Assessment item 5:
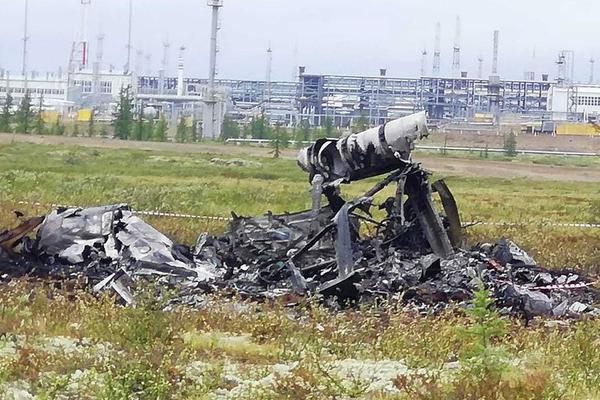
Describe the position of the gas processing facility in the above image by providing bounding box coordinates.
[2,0,600,138]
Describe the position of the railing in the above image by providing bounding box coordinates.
[225,138,600,157]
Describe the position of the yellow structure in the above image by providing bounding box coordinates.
[555,123,598,137]
[472,113,494,123]
[41,111,59,124]
[77,109,93,122]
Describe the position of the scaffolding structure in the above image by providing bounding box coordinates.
[137,72,552,126]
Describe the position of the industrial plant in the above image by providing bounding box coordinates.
[1,0,599,138]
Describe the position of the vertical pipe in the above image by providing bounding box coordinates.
[432,22,441,76]
[266,47,272,105]
[492,30,499,75]
[452,16,461,77]
[177,46,184,97]
[81,0,91,68]
[204,1,223,139]
[207,4,219,96]
[22,0,29,89]
[126,0,133,73]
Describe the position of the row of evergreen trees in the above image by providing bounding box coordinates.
[0,84,372,143]
[0,91,106,136]
[0,91,43,134]
[112,85,193,143]
[221,113,371,144]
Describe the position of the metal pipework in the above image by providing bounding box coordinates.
[297,111,429,183]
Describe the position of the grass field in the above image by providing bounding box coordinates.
[1,141,600,399]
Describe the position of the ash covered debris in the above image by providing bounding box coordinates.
[1,112,598,317]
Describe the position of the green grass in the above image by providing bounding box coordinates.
[415,148,600,168]
[2,141,600,271]
[1,142,600,398]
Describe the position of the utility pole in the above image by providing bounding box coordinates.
[93,33,104,94]
[177,46,185,96]
[135,49,143,75]
[125,0,133,73]
[451,16,461,77]
[80,0,91,69]
[265,46,272,105]
[203,0,224,139]
[159,38,171,95]
[145,52,152,75]
[292,40,298,81]
[161,39,171,75]
[432,22,441,76]
[22,0,29,89]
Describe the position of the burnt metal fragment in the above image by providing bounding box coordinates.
[1,112,598,318]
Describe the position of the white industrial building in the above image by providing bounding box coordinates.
[0,70,134,114]
[547,84,600,121]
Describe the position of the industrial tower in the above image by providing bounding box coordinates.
[177,46,185,97]
[159,39,171,95]
[432,22,441,76]
[420,48,427,76]
[265,47,272,105]
[590,58,595,84]
[203,0,224,139]
[492,30,499,75]
[161,39,171,76]
[22,0,29,88]
[477,54,483,79]
[125,0,133,73]
[557,50,575,85]
[77,0,91,70]
[92,33,104,94]
[451,17,461,77]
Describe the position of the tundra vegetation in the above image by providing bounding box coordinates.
[0,142,599,399]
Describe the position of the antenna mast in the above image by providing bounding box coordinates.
[432,22,441,76]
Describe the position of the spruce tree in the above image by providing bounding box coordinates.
[143,116,155,141]
[250,113,270,139]
[55,119,66,136]
[503,132,518,157]
[323,116,335,137]
[34,95,45,135]
[132,109,144,141]
[0,92,13,133]
[113,85,134,139]
[87,109,95,137]
[15,91,33,134]
[99,124,108,137]
[154,115,168,142]
[298,119,312,142]
[175,117,189,143]
[351,115,369,133]
[222,116,240,141]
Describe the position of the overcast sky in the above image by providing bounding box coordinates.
[0,0,597,82]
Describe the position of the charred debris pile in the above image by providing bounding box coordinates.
[1,112,598,318]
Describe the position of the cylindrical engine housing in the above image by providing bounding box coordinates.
[298,111,428,183]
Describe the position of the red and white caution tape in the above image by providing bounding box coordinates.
[463,221,600,229]
[10,201,600,229]
[14,201,232,222]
